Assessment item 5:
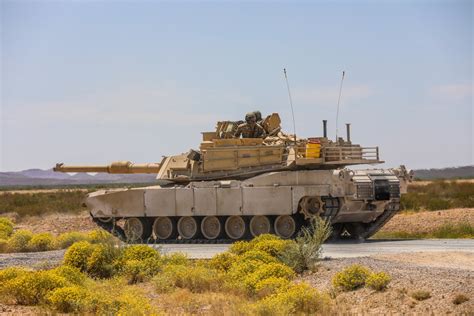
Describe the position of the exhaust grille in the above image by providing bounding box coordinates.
[356,183,373,199]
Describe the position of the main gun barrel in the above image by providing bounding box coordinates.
[54,161,161,174]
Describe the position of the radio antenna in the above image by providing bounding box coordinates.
[283,68,297,146]
[335,70,345,141]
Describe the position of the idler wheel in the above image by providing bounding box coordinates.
[201,216,222,240]
[153,217,175,240]
[274,215,296,239]
[177,216,198,239]
[124,217,151,242]
[97,217,113,223]
[249,215,271,237]
[225,216,246,240]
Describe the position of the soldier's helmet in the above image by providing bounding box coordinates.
[245,112,257,123]
[253,111,262,122]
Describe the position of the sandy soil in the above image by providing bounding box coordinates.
[379,208,474,234]
[14,211,96,235]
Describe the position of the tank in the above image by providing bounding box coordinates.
[54,112,413,242]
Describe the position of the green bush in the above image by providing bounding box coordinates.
[279,218,332,273]
[332,264,371,291]
[0,191,86,218]
[401,181,474,211]
[6,229,33,252]
[366,272,391,291]
[410,290,431,301]
[46,286,89,313]
[27,233,54,252]
[63,241,95,272]
[55,232,88,249]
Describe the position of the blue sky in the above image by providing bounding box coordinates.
[1,0,472,171]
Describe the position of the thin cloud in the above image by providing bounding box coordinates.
[430,83,473,101]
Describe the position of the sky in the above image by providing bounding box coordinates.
[1,0,472,172]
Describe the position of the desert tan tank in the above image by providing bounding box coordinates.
[54,112,413,242]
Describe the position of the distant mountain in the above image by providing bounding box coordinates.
[414,165,474,180]
[0,168,156,187]
[1,165,473,187]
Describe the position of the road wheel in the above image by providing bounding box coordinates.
[225,216,246,240]
[201,216,222,240]
[153,217,176,240]
[124,217,152,242]
[249,215,271,237]
[274,215,296,239]
[177,216,198,239]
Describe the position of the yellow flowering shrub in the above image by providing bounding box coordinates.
[55,231,88,249]
[27,233,54,252]
[162,252,189,266]
[229,234,292,258]
[239,250,278,264]
[332,264,371,291]
[0,218,14,239]
[254,277,290,298]
[87,229,115,244]
[63,241,95,272]
[155,264,223,293]
[6,229,33,252]
[85,278,152,315]
[0,239,7,253]
[86,243,119,278]
[46,285,89,313]
[366,271,391,291]
[3,270,67,305]
[209,252,236,272]
[51,266,86,285]
[229,240,252,255]
[252,282,330,315]
[121,244,161,261]
[122,257,162,284]
[243,262,295,293]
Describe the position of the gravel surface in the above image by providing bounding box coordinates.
[301,252,474,315]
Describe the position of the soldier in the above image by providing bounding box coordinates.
[234,112,266,138]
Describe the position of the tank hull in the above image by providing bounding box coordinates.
[86,168,408,242]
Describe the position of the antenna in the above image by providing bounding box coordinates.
[283,68,297,146]
[335,70,346,140]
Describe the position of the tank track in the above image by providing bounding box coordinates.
[92,214,306,244]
